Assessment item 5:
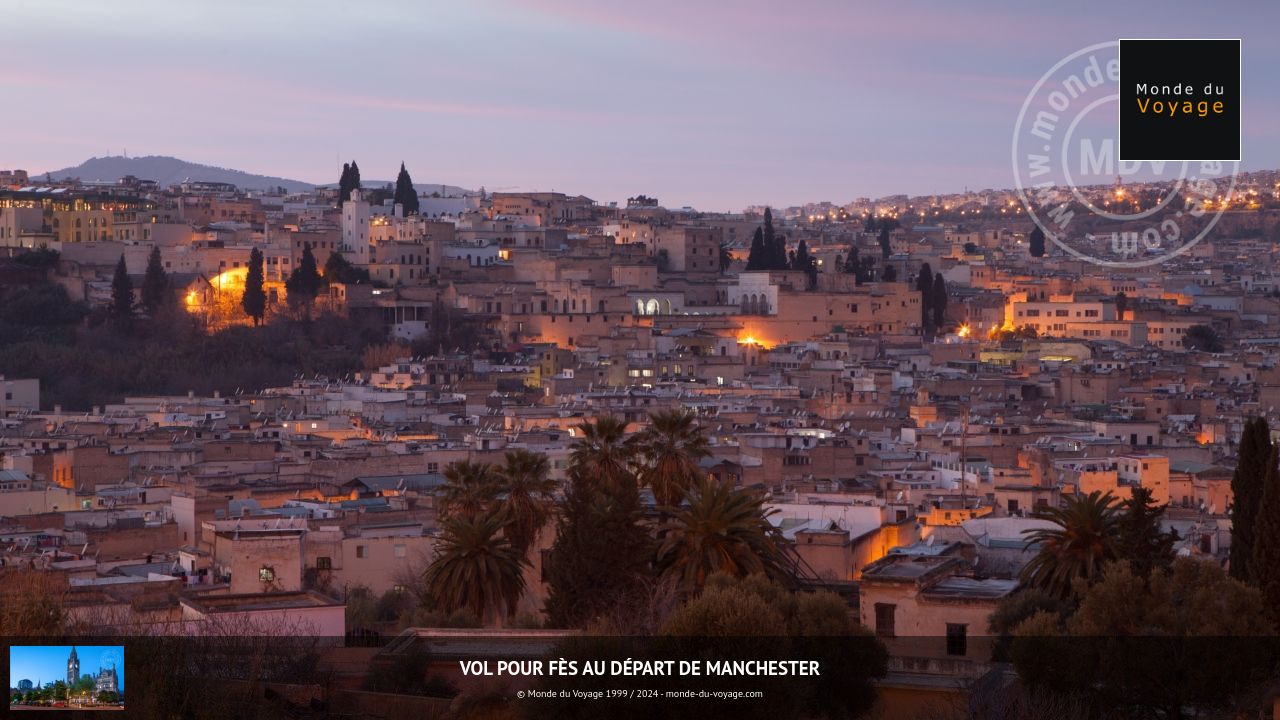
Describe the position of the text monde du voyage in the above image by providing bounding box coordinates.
[1134,82,1228,118]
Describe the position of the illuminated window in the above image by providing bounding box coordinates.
[259,566,275,582]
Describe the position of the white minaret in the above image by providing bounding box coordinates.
[341,188,372,265]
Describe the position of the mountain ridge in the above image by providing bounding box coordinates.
[41,156,471,196]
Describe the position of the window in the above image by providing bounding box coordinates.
[946,623,968,656]
[316,556,331,570]
[356,545,366,559]
[874,603,896,638]
[259,566,275,583]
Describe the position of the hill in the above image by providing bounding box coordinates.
[43,155,315,192]
[43,156,473,196]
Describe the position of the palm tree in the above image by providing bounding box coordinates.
[425,510,528,622]
[656,478,789,593]
[636,409,710,507]
[568,416,637,496]
[438,460,499,519]
[1020,490,1121,599]
[495,448,557,554]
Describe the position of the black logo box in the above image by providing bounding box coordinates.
[1119,39,1241,162]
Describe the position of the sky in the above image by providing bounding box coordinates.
[2,0,1277,210]
[9,645,125,693]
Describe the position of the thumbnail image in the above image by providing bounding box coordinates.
[9,645,124,710]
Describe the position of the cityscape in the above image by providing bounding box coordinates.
[3,2,1280,720]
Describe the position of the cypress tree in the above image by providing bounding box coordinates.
[338,162,352,203]
[878,225,891,259]
[931,274,948,327]
[1116,486,1177,578]
[774,235,790,270]
[844,247,859,274]
[349,160,361,195]
[746,227,765,271]
[242,247,266,326]
[393,162,420,215]
[109,254,133,321]
[141,245,169,314]
[543,475,653,628]
[1231,416,1272,582]
[1029,225,1046,257]
[285,242,323,306]
[917,263,934,330]
[791,239,810,271]
[763,208,784,270]
[1254,443,1280,618]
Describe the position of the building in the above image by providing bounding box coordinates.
[94,665,119,695]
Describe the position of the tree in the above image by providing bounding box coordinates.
[323,250,372,285]
[762,207,786,270]
[241,247,266,326]
[567,416,637,496]
[1020,491,1120,599]
[963,241,978,254]
[1183,324,1224,352]
[284,242,322,306]
[881,263,897,282]
[718,243,732,273]
[338,160,362,203]
[12,245,59,269]
[656,574,888,720]
[790,239,817,288]
[916,263,934,330]
[1011,560,1275,719]
[424,510,528,622]
[1029,225,1046,257]
[141,246,169,314]
[1114,486,1177,578]
[393,162,420,215]
[109,254,133,322]
[544,470,653,628]
[745,227,766,271]
[931,273,948,328]
[1114,291,1128,318]
[1231,416,1271,582]
[634,409,709,508]
[438,460,499,520]
[878,225,891,259]
[656,478,790,594]
[495,449,557,555]
[1252,443,1280,617]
